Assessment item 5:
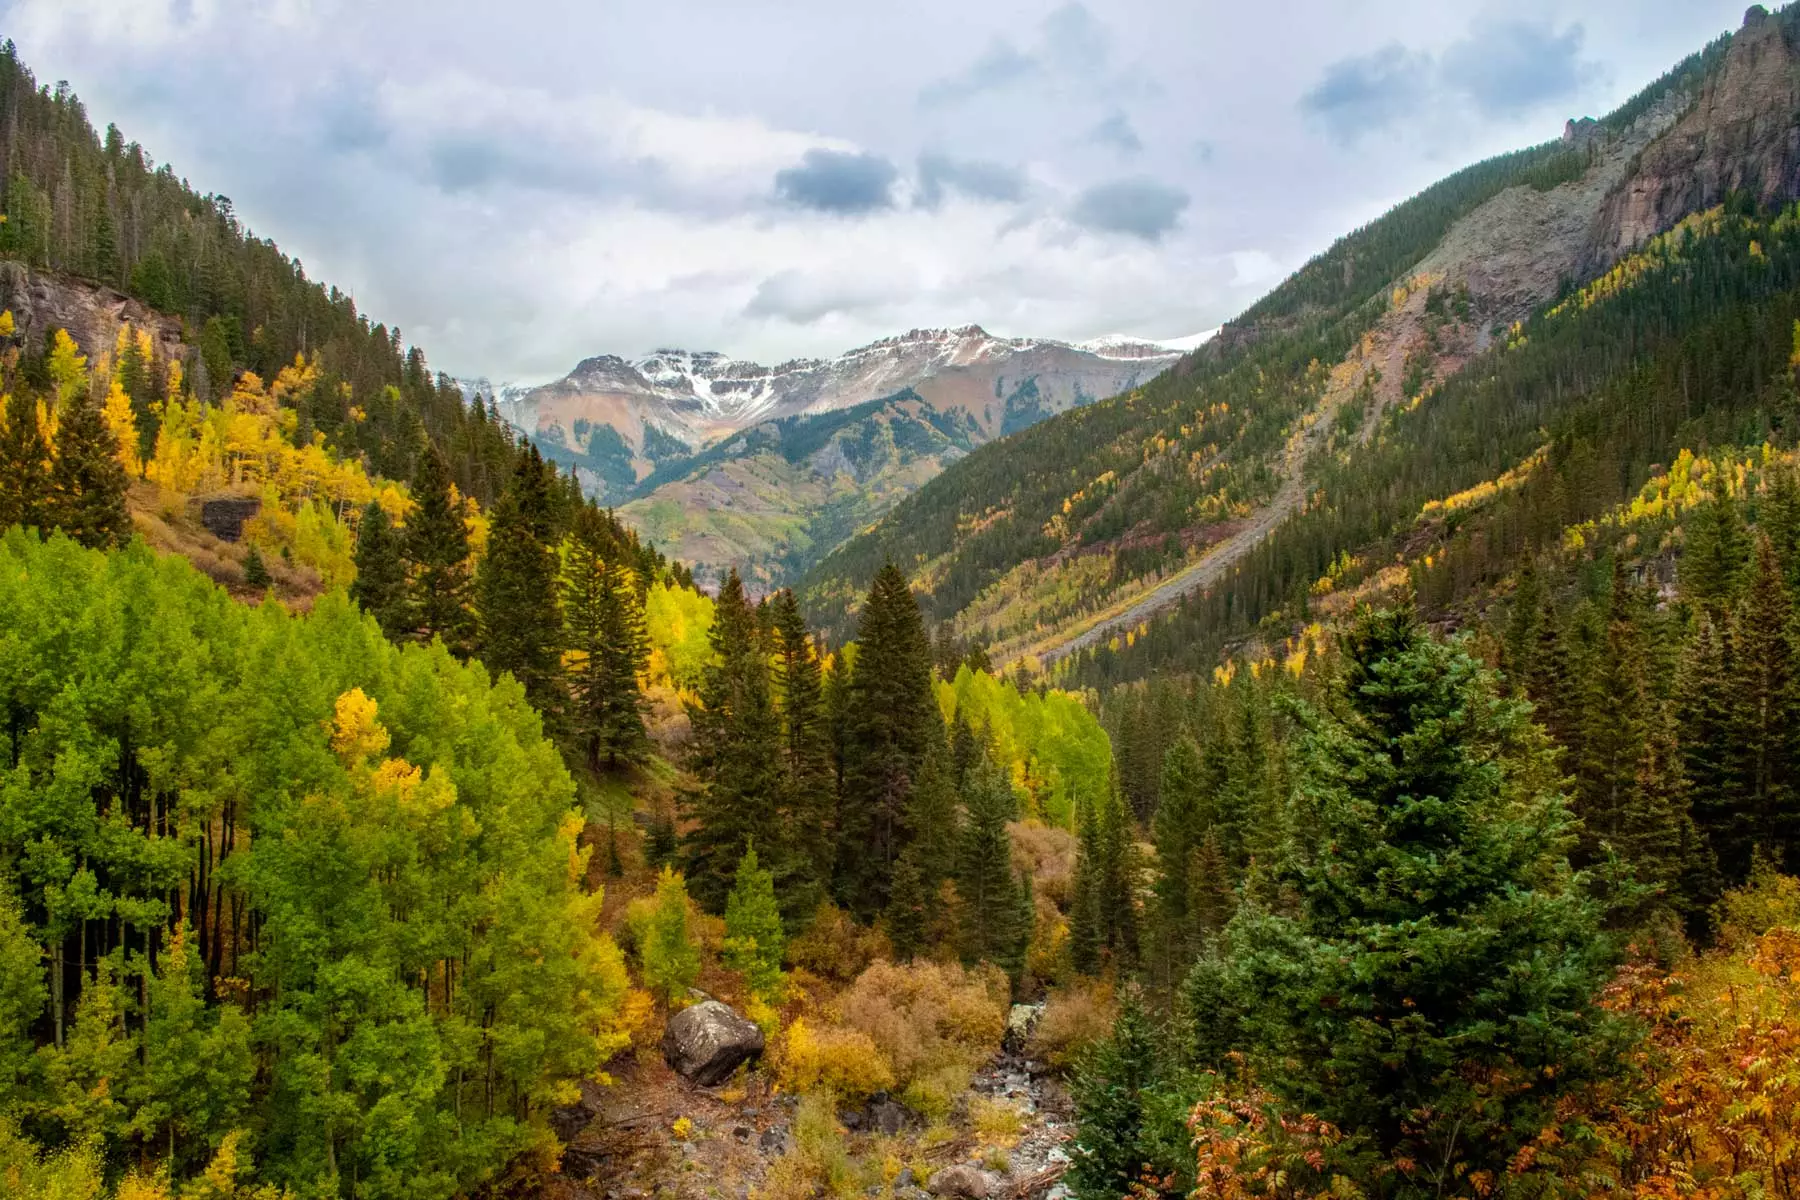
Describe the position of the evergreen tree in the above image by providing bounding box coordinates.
[349,501,408,639]
[404,446,475,656]
[47,386,130,549]
[564,510,650,772]
[241,544,270,590]
[836,562,941,918]
[1762,464,1800,595]
[886,850,929,962]
[0,390,50,532]
[1094,770,1140,968]
[477,445,565,721]
[1185,829,1235,947]
[1068,992,1166,1200]
[1574,560,1650,864]
[1069,796,1103,976]
[1680,614,1748,880]
[957,755,1025,977]
[907,741,961,892]
[1733,534,1799,870]
[1680,474,1751,610]
[683,570,785,911]
[1150,735,1206,980]
[1220,606,1629,1190]
[723,845,786,1005]
[770,589,834,910]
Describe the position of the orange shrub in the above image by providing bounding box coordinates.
[1028,980,1116,1069]
[838,959,1008,1086]
[1009,821,1077,909]
[787,902,890,983]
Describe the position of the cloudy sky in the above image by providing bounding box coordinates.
[3,0,1751,382]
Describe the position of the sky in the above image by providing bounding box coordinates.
[2,0,1754,383]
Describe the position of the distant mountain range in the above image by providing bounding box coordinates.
[466,326,1197,586]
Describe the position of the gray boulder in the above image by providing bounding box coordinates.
[661,1000,765,1086]
[927,1165,998,1199]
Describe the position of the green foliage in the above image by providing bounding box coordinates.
[956,756,1029,981]
[0,530,629,1197]
[723,845,786,1004]
[1068,992,1197,1200]
[478,445,566,719]
[404,446,475,655]
[349,500,408,638]
[241,543,271,590]
[46,380,130,550]
[836,564,942,918]
[564,508,651,772]
[643,866,701,1007]
[1217,606,1631,1192]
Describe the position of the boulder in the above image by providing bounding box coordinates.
[868,1094,910,1136]
[662,1000,765,1086]
[927,1165,998,1199]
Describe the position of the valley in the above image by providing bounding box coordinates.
[10,7,1800,1200]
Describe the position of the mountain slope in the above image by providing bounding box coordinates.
[801,5,1787,671]
[502,327,1183,585]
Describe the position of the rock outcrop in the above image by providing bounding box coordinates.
[927,1164,999,1199]
[660,1000,765,1086]
[1588,6,1800,268]
[0,261,186,364]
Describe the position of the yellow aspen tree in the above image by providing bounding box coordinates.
[101,378,141,478]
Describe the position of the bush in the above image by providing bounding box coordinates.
[839,960,1008,1087]
[968,1096,1025,1147]
[1029,981,1116,1070]
[1009,822,1077,909]
[754,1095,866,1200]
[787,902,889,983]
[1715,856,1800,947]
[779,1017,895,1101]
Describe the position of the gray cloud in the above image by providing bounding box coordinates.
[1089,111,1142,154]
[774,149,900,213]
[916,153,1028,208]
[1041,3,1111,71]
[743,269,909,324]
[1300,44,1432,143]
[918,40,1039,107]
[1441,19,1593,116]
[1069,178,1190,241]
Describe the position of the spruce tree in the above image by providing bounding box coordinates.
[1185,830,1235,946]
[1069,796,1103,976]
[1762,464,1800,596]
[683,570,785,911]
[47,386,130,549]
[349,501,408,639]
[1733,534,1799,870]
[565,510,649,772]
[242,544,271,590]
[1150,735,1206,979]
[907,741,961,891]
[1220,606,1629,1190]
[642,867,701,1008]
[1680,614,1748,880]
[404,446,475,656]
[957,755,1024,975]
[1573,560,1649,865]
[0,390,50,532]
[1093,772,1139,968]
[477,445,565,721]
[836,562,940,918]
[1680,474,1751,611]
[886,851,929,962]
[1068,991,1163,1200]
[770,589,834,910]
[723,845,786,1005]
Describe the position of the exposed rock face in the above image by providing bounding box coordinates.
[927,1164,999,1199]
[198,496,261,543]
[660,1000,765,1086]
[0,261,186,363]
[1588,7,1800,268]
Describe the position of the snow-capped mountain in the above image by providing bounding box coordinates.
[497,325,1192,503]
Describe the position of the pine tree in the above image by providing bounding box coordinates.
[1762,464,1800,595]
[1574,560,1649,864]
[907,741,961,891]
[349,501,407,639]
[47,385,130,549]
[723,845,786,1005]
[1733,534,1799,870]
[1150,735,1207,980]
[1680,473,1751,610]
[957,755,1024,976]
[242,544,271,590]
[1069,991,1162,1200]
[0,390,51,531]
[564,509,650,772]
[1069,797,1103,977]
[770,589,834,910]
[477,445,565,721]
[886,850,929,962]
[836,562,941,918]
[1221,605,1629,1188]
[1680,613,1748,880]
[404,446,475,656]
[1185,829,1235,946]
[683,570,785,911]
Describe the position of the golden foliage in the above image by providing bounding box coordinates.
[778,1016,895,1101]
